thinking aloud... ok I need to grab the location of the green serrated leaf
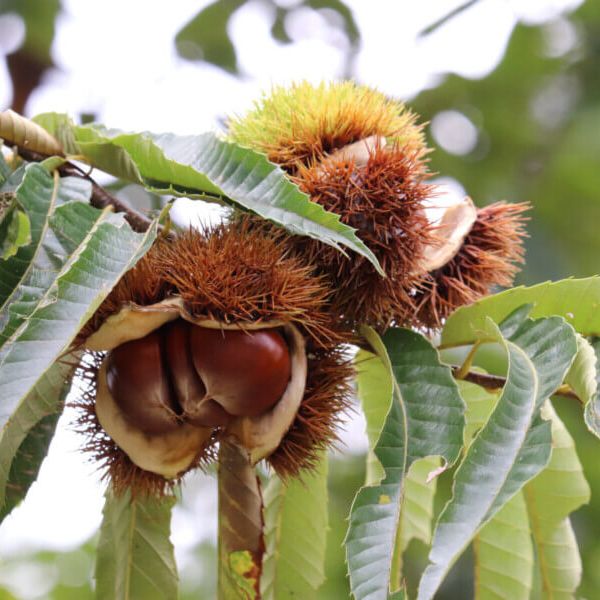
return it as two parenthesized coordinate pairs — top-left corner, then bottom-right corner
(523, 403), (590, 598)
(0, 167), (157, 435)
(441, 276), (600, 347)
(261, 456), (328, 600)
(474, 492), (533, 600)
(355, 349), (439, 564)
(0, 356), (76, 522)
(458, 379), (500, 444)
(34, 115), (383, 273)
(346, 327), (465, 600)
(95, 488), (178, 600)
(442, 278), (600, 347)
(397, 456), (440, 554)
(460, 380), (533, 600)
(0, 169), (94, 347)
(355, 348), (392, 484)
(418, 317), (577, 600)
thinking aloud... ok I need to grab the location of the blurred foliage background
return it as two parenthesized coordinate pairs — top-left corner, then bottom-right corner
(1, 1), (599, 598)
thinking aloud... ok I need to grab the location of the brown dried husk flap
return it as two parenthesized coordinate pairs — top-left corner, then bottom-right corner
(86, 297), (307, 475)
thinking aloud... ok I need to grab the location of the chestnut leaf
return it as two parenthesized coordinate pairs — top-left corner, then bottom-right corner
(345, 327), (465, 600)
(355, 349), (440, 560)
(0, 164), (157, 439)
(458, 380), (534, 599)
(96, 488), (178, 600)
(261, 455), (328, 599)
(521, 403), (589, 598)
(441, 276), (600, 347)
(33, 113), (384, 274)
(0, 356), (77, 523)
(418, 316), (577, 600)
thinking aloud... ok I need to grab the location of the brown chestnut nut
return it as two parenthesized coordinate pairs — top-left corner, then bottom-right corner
(189, 327), (291, 418)
(162, 320), (233, 428)
(106, 320), (292, 436)
(106, 330), (181, 435)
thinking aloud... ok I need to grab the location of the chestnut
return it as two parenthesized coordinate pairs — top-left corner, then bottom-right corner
(105, 320), (292, 435)
(163, 320), (233, 428)
(91, 300), (307, 479)
(189, 327), (291, 418)
(106, 329), (181, 435)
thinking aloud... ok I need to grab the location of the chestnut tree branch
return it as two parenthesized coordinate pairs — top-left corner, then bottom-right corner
(451, 366), (582, 403)
(13, 147), (155, 233)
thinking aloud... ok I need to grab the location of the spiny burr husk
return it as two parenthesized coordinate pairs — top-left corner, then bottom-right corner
(294, 145), (436, 329)
(242, 144), (437, 330)
(78, 219), (343, 347)
(228, 80), (427, 173)
(74, 222), (354, 491)
(229, 81), (440, 330)
(413, 201), (530, 329)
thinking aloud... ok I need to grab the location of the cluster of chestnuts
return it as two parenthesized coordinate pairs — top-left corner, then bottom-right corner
(74, 81), (528, 495)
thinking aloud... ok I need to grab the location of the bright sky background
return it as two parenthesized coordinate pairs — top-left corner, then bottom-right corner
(0, 0), (585, 597)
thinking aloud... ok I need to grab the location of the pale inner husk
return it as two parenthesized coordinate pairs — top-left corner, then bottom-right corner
(86, 298), (307, 475)
(85, 297), (285, 352)
(327, 135), (387, 167)
(95, 360), (213, 479)
(416, 196), (477, 274)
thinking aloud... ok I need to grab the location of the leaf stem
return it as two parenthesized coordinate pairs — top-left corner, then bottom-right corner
(454, 341), (482, 380)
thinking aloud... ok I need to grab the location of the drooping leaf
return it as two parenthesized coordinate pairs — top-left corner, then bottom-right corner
(459, 380), (533, 600)
(0, 167), (94, 346)
(355, 348), (392, 484)
(95, 488), (178, 600)
(458, 379), (500, 444)
(0, 110), (63, 156)
(418, 316), (577, 600)
(0, 168), (157, 434)
(355, 349), (439, 562)
(35, 115), (383, 273)
(396, 456), (440, 555)
(0, 355), (76, 522)
(474, 492), (533, 600)
(441, 277), (600, 347)
(261, 455), (328, 600)
(0, 193), (30, 260)
(346, 327), (465, 600)
(523, 403), (590, 598)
